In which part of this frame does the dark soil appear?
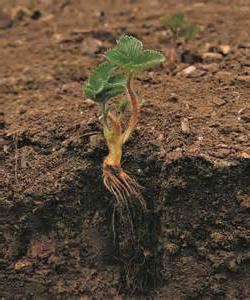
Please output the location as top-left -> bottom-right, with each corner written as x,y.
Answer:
1,0 -> 250,298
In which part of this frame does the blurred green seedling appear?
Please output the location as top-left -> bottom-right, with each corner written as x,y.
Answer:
161,11 -> 200,63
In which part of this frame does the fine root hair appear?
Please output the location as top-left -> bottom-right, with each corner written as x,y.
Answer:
103,165 -> 145,208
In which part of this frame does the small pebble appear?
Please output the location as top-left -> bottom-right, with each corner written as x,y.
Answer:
61,82 -> 79,93
168,93 -> 178,102
235,76 -> 250,88
85,99 -> 95,107
240,195 -> 250,208
226,259 -> 238,272
240,152 -> 250,159
53,33 -> 64,43
212,98 -> 227,107
136,168 -> 143,175
14,259 -> 32,271
216,71 -> 233,81
164,242 -> 179,254
202,52 -> 223,63
219,45 -> 231,56
181,65 -> 196,75
188,69 -> 206,78
213,148 -> 231,159
239,43 -> 250,49
80,37 -> 102,55
202,63 -> 219,73
181,118 -> 191,134
93,10 -> 105,18
89,134 -> 102,149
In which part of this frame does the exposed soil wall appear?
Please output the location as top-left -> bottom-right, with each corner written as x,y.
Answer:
1,0 -> 250,298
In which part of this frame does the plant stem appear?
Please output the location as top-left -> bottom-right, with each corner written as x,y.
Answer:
102,104 -> 123,167
103,72 -> 140,169
101,102 -> 121,135
168,36 -> 177,64
122,72 -> 140,143
101,103 -> 108,128
108,112 -> 122,136
104,135 -> 123,167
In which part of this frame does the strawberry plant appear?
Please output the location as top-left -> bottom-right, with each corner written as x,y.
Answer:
84,35 -> 165,204
161,11 -> 200,64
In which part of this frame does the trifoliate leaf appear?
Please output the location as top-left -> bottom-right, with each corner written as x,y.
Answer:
161,11 -> 185,33
106,35 -> 165,71
84,63 -> 127,103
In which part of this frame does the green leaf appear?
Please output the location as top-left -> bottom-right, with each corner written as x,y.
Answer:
84,85 -> 96,99
161,11 -> 185,33
135,50 -> 165,70
117,98 -> 129,115
100,85 -> 125,102
106,35 -> 165,71
84,63 -> 127,103
116,35 -> 143,59
88,62 -> 115,93
107,74 -> 127,87
178,24 -> 200,41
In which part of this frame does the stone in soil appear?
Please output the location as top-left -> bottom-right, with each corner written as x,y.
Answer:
219,45 -> 231,56
202,52 -> 223,63
240,195 -> 250,208
180,66 -> 206,78
235,76 -> 250,88
181,118 -> 191,134
181,66 -> 196,75
216,71 -> 233,81
80,37 -> 102,55
168,93 -> 178,102
239,42 -> 250,49
212,98 -> 227,107
202,63 -> 219,73
89,134 -> 103,149
14,259 -> 33,271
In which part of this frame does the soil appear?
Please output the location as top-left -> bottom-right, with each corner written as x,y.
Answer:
1,0 -> 250,298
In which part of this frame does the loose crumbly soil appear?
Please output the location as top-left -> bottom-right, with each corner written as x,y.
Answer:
1,0 -> 250,298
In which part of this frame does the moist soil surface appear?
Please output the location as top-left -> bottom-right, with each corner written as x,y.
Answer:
1,0 -> 250,298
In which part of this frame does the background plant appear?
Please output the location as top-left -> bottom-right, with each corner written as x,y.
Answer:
84,35 -> 165,205
161,11 -> 200,64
